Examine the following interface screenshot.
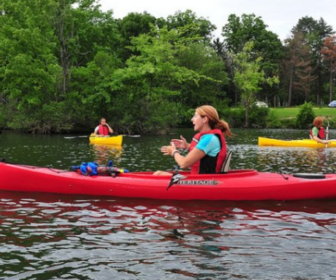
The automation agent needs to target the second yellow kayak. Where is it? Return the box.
[89,134,123,146]
[258,137,336,148]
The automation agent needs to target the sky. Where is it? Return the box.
[98,0,336,42]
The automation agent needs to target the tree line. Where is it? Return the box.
[0,0,335,133]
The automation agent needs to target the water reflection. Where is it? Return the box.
[255,147,336,174]
[3,129,336,175]
[89,144,123,165]
[1,192,336,279]
[3,130,336,279]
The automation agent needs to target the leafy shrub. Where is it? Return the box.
[220,106,270,128]
[265,110,281,128]
[249,105,270,128]
[296,102,315,129]
[0,107,5,128]
[220,107,245,128]
[110,96,182,135]
[7,101,75,133]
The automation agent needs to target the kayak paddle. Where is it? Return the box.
[64,136,88,139]
[326,121,329,148]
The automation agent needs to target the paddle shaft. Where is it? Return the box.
[65,134,140,139]
[326,122,329,148]
[64,135,88,139]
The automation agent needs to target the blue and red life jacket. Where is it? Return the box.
[188,129,227,174]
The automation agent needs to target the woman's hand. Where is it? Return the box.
[105,123,113,133]
[160,142,177,156]
[170,135,189,150]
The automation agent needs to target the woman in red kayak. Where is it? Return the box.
[154,105,232,175]
[309,116,329,144]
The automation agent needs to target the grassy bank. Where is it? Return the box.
[269,107,336,127]
[271,107,336,119]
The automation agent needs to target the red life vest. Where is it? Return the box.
[189,129,227,174]
[98,125,109,136]
[310,126,325,139]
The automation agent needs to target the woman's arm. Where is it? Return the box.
[312,135,328,144]
[161,143,205,169]
[106,123,113,134]
[172,148,205,169]
[93,126,99,136]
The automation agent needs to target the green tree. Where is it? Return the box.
[0,0,120,132]
[212,38,225,58]
[0,0,62,132]
[70,50,122,123]
[177,43,229,111]
[232,41,278,127]
[109,25,226,133]
[50,0,119,96]
[163,10,216,43]
[222,14,283,104]
[117,12,157,62]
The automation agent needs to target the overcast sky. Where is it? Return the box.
[98,0,336,41]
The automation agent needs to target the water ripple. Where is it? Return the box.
[1,194,336,279]
[1,130,336,279]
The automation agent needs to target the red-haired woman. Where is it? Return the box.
[310,116,328,144]
[154,105,232,175]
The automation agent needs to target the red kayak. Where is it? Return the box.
[0,162,336,201]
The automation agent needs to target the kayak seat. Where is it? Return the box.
[220,151,232,173]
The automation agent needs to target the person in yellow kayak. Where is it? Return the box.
[154,105,232,175]
[309,116,329,144]
[93,118,113,136]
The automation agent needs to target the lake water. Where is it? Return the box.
[1,129,336,279]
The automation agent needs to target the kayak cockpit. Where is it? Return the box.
[123,169,258,179]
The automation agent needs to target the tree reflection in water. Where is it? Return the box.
[256,147,336,174]
[89,144,122,166]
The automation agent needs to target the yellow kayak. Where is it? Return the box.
[258,137,336,148]
[89,134,123,146]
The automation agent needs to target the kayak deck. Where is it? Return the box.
[258,137,336,148]
[89,134,123,146]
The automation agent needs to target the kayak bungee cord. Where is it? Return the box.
[278,172,289,180]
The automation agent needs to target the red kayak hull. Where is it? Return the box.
[1,162,336,200]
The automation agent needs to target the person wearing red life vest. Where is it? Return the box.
[309,116,328,144]
[154,105,232,175]
[93,118,113,136]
